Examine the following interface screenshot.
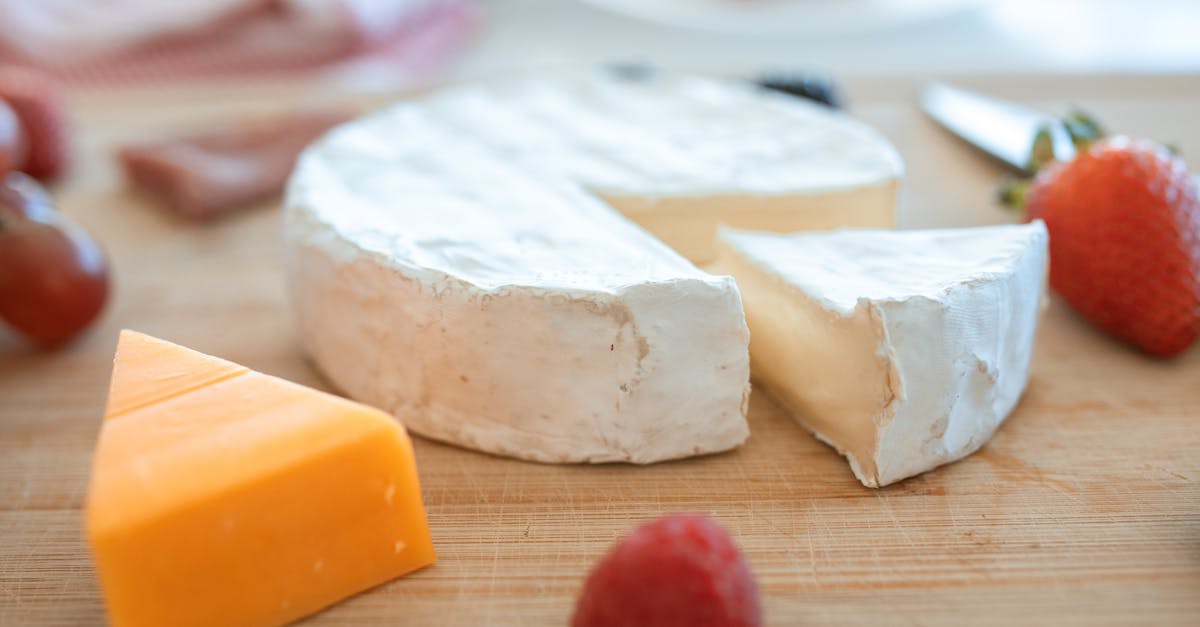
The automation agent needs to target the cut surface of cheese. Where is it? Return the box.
[86,330,435,627]
[285,73,901,464]
[712,222,1049,487]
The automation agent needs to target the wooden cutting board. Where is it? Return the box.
[1,74,1198,626]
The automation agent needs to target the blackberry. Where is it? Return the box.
[756,72,843,109]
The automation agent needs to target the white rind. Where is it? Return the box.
[285,85,756,464]
[340,73,904,265]
[286,228,751,463]
[426,74,903,197]
[715,222,1049,486]
[284,73,905,464]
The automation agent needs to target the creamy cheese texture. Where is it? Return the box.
[713,222,1049,486]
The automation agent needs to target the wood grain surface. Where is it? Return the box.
[1,74,1198,626]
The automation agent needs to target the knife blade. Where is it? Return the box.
[921,82,1075,174]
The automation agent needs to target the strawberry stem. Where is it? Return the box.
[1063,108,1105,151]
[1028,127,1058,172]
[997,176,1031,214]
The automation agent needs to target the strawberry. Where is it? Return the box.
[1025,136,1200,357]
[572,514,761,627]
[0,66,70,181]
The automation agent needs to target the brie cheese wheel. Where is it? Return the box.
[368,74,902,265]
[285,73,902,464]
[712,222,1049,486]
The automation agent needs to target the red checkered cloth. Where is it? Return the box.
[0,0,477,84]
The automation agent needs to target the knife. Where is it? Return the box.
[921,82,1077,174]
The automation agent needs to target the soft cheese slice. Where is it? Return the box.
[87,331,436,627]
[406,74,903,264]
[712,222,1049,487]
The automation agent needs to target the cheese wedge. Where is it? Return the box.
[712,223,1049,487]
[86,331,435,627]
[284,73,901,464]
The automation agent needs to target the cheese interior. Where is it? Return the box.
[602,185,898,264]
[713,223,1049,486]
[714,245,893,479]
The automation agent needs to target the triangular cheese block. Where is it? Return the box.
[713,223,1049,488]
[103,329,248,418]
[86,330,436,627]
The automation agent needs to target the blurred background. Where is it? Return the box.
[454,0,1200,80]
[2,0,1198,89]
[2,0,1196,257]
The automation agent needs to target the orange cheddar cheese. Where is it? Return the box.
[86,330,436,627]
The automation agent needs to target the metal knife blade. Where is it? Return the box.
[921,82,1075,174]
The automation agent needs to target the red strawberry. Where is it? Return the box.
[0,66,70,181]
[1026,136,1200,357]
[572,514,761,627]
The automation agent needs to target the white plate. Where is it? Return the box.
[579,0,987,36]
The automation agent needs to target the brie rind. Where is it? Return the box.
[373,74,902,264]
[286,115,751,464]
[713,222,1049,486]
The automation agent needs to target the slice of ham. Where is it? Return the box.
[0,1,478,85]
[119,109,353,221]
